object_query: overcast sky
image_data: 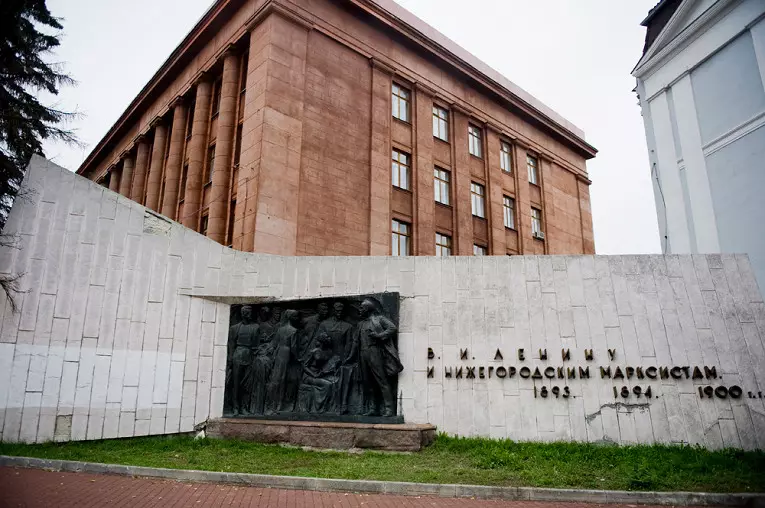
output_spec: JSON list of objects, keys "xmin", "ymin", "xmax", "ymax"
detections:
[{"xmin": 42, "ymin": 0, "xmax": 661, "ymax": 254}]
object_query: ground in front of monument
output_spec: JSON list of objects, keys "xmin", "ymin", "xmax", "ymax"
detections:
[{"xmin": 0, "ymin": 467, "xmax": 717, "ymax": 508}]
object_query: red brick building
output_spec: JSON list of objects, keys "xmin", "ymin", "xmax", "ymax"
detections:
[{"xmin": 78, "ymin": 0, "xmax": 598, "ymax": 256}]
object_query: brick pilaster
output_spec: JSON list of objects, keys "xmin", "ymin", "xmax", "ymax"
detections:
[
  {"xmin": 207, "ymin": 49, "xmax": 240, "ymax": 244},
  {"xmin": 235, "ymin": 11, "xmax": 310, "ymax": 254},
  {"xmin": 485, "ymin": 126, "xmax": 507, "ymax": 255},
  {"xmin": 131, "ymin": 136, "xmax": 150, "ymax": 205},
  {"xmin": 578, "ymin": 177, "xmax": 595, "ymax": 254},
  {"xmin": 368, "ymin": 60, "xmax": 393, "ymax": 256},
  {"xmin": 161, "ymin": 99, "xmax": 188, "ymax": 220},
  {"xmin": 514, "ymin": 143, "xmax": 532, "ymax": 254},
  {"xmin": 451, "ymin": 107, "xmax": 473, "ymax": 255},
  {"xmin": 181, "ymin": 77, "xmax": 213, "ymax": 230},
  {"xmin": 145, "ymin": 120, "xmax": 168, "ymax": 212},
  {"xmin": 414, "ymin": 85, "xmax": 435, "ymax": 255}
]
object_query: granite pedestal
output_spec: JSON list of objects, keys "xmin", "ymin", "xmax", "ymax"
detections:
[{"xmin": 205, "ymin": 419, "xmax": 437, "ymax": 452}]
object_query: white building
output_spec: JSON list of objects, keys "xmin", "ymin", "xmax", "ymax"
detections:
[{"xmin": 633, "ymin": 0, "xmax": 765, "ymax": 292}]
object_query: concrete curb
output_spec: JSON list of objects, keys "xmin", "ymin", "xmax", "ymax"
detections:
[{"xmin": 1, "ymin": 455, "xmax": 763, "ymax": 506}]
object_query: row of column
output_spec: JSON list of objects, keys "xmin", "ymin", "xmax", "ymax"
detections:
[{"xmin": 105, "ymin": 48, "xmax": 241, "ymax": 244}]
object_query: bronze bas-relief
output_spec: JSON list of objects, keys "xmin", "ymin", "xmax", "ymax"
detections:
[{"xmin": 224, "ymin": 294, "xmax": 402, "ymax": 422}]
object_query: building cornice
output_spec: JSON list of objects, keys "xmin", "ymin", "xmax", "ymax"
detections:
[
  {"xmin": 632, "ymin": 0, "xmax": 739, "ymax": 78},
  {"xmin": 78, "ymin": 0, "xmax": 596, "ymax": 178},
  {"xmin": 345, "ymin": 0, "xmax": 596, "ymax": 158}
]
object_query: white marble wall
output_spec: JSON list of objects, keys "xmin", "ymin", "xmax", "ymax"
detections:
[{"xmin": 1, "ymin": 156, "xmax": 764, "ymax": 449}]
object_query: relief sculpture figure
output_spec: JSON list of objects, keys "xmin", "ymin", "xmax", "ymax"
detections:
[
  {"xmin": 297, "ymin": 332, "xmax": 341, "ymax": 413},
  {"xmin": 264, "ymin": 309, "xmax": 301, "ymax": 414},
  {"xmin": 355, "ymin": 298, "xmax": 403, "ymax": 416},
  {"xmin": 225, "ymin": 294, "xmax": 402, "ymax": 421},
  {"xmin": 226, "ymin": 305, "xmax": 259, "ymax": 416}
]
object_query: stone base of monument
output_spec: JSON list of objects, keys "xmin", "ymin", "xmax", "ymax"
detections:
[{"xmin": 205, "ymin": 418, "xmax": 437, "ymax": 452}]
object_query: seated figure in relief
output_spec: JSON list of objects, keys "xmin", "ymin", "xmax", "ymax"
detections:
[{"xmin": 297, "ymin": 332, "xmax": 341, "ymax": 413}]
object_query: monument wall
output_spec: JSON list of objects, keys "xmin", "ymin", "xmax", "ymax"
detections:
[{"xmin": 1, "ymin": 156, "xmax": 764, "ymax": 449}]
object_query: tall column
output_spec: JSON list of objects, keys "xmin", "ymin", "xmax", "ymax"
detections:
[
  {"xmin": 161, "ymin": 99, "xmax": 188, "ymax": 220},
  {"xmin": 207, "ymin": 49, "xmax": 241, "ymax": 244},
  {"xmin": 145, "ymin": 120, "xmax": 168, "ymax": 212},
  {"xmin": 131, "ymin": 135, "xmax": 150, "ymax": 204},
  {"xmin": 451, "ymin": 106, "xmax": 473, "ymax": 255},
  {"xmin": 368, "ymin": 59, "xmax": 393, "ymax": 255},
  {"xmin": 649, "ymin": 91, "xmax": 691, "ymax": 253},
  {"xmin": 485, "ymin": 125, "xmax": 507, "ymax": 255},
  {"xmin": 108, "ymin": 166, "xmax": 121, "ymax": 193},
  {"xmin": 513, "ymin": 142, "xmax": 533, "ymax": 254},
  {"xmin": 234, "ymin": 12, "xmax": 310, "ymax": 254},
  {"xmin": 414, "ymin": 84, "xmax": 435, "ymax": 255},
  {"xmin": 181, "ymin": 76, "xmax": 213, "ymax": 230},
  {"xmin": 118, "ymin": 153, "xmax": 135, "ymax": 198}
]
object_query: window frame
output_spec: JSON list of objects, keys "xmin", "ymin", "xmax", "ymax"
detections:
[
  {"xmin": 531, "ymin": 207, "xmax": 544, "ymax": 237},
  {"xmin": 470, "ymin": 182, "xmax": 486, "ymax": 219},
  {"xmin": 391, "ymin": 149, "xmax": 411, "ymax": 191},
  {"xmin": 211, "ymin": 77, "xmax": 223, "ymax": 118},
  {"xmin": 432, "ymin": 105, "xmax": 449, "ymax": 142},
  {"xmin": 204, "ymin": 143, "xmax": 216, "ymax": 186},
  {"xmin": 503, "ymin": 195, "xmax": 516, "ymax": 230},
  {"xmin": 527, "ymin": 154, "xmax": 539, "ymax": 185},
  {"xmin": 434, "ymin": 167, "xmax": 450, "ymax": 206},
  {"xmin": 391, "ymin": 83, "xmax": 411, "ymax": 123},
  {"xmin": 200, "ymin": 212, "xmax": 209, "ymax": 236},
  {"xmin": 468, "ymin": 124, "xmax": 482, "ymax": 158},
  {"xmin": 435, "ymin": 232, "xmax": 452, "ymax": 257},
  {"xmin": 500, "ymin": 141, "xmax": 512, "ymax": 173},
  {"xmin": 391, "ymin": 219, "xmax": 411, "ymax": 256},
  {"xmin": 473, "ymin": 244, "xmax": 487, "ymax": 256}
]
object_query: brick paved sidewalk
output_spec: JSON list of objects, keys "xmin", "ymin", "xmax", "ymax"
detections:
[{"xmin": 0, "ymin": 467, "xmax": 713, "ymax": 508}]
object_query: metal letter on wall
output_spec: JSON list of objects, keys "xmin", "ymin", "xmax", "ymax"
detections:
[{"xmin": 224, "ymin": 293, "xmax": 403, "ymax": 423}]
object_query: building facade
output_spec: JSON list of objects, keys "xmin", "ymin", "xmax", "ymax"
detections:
[
  {"xmin": 633, "ymin": 0, "xmax": 765, "ymax": 291},
  {"xmin": 78, "ymin": 0, "xmax": 597, "ymax": 257}
]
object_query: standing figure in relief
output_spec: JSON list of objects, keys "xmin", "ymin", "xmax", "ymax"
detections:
[
  {"xmin": 300, "ymin": 302, "xmax": 330, "ymax": 360},
  {"xmin": 264, "ymin": 309, "xmax": 301, "ymax": 414},
  {"xmin": 354, "ymin": 298, "xmax": 403, "ymax": 416},
  {"xmin": 319, "ymin": 302, "xmax": 357, "ymax": 413},
  {"xmin": 226, "ymin": 305, "xmax": 259, "ymax": 415}
]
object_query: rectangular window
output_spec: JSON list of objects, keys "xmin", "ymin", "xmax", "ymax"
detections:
[
  {"xmin": 503, "ymin": 196, "xmax": 515, "ymax": 229},
  {"xmin": 432, "ymin": 106, "xmax": 449, "ymax": 141},
  {"xmin": 211, "ymin": 78, "xmax": 222, "ymax": 117},
  {"xmin": 531, "ymin": 207, "xmax": 544, "ymax": 237},
  {"xmin": 205, "ymin": 144, "xmax": 216, "ymax": 185},
  {"xmin": 527, "ymin": 154, "xmax": 539, "ymax": 185},
  {"xmin": 470, "ymin": 182, "xmax": 486, "ymax": 218},
  {"xmin": 226, "ymin": 200, "xmax": 236, "ymax": 247},
  {"xmin": 392, "ymin": 220, "xmax": 411, "ymax": 256},
  {"xmin": 391, "ymin": 83, "xmax": 410, "ymax": 122},
  {"xmin": 179, "ymin": 163, "xmax": 189, "ymax": 201},
  {"xmin": 500, "ymin": 141, "xmax": 512, "ymax": 173},
  {"xmin": 434, "ymin": 167, "xmax": 450, "ymax": 205},
  {"xmin": 185, "ymin": 100, "xmax": 196, "ymax": 140},
  {"xmin": 468, "ymin": 124, "xmax": 482, "ymax": 157},
  {"xmin": 391, "ymin": 149, "xmax": 410, "ymax": 190},
  {"xmin": 473, "ymin": 244, "xmax": 487, "ymax": 256},
  {"xmin": 200, "ymin": 213, "xmax": 209, "ymax": 236},
  {"xmin": 436, "ymin": 233, "xmax": 452, "ymax": 256},
  {"xmin": 233, "ymin": 125, "xmax": 243, "ymax": 168}
]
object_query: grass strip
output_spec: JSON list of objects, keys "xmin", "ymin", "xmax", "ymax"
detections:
[{"xmin": 1, "ymin": 434, "xmax": 763, "ymax": 493}]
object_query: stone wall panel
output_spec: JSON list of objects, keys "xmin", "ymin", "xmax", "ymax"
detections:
[{"xmin": 2, "ymin": 157, "xmax": 764, "ymax": 450}]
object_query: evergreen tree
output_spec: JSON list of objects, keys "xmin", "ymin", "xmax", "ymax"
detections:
[
  {"xmin": 0, "ymin": 0, "xmax": 76, "ymax": 229},
  {"xmin": 0, "ymin": 0, "xmax": 76, "ymax": 310}
]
